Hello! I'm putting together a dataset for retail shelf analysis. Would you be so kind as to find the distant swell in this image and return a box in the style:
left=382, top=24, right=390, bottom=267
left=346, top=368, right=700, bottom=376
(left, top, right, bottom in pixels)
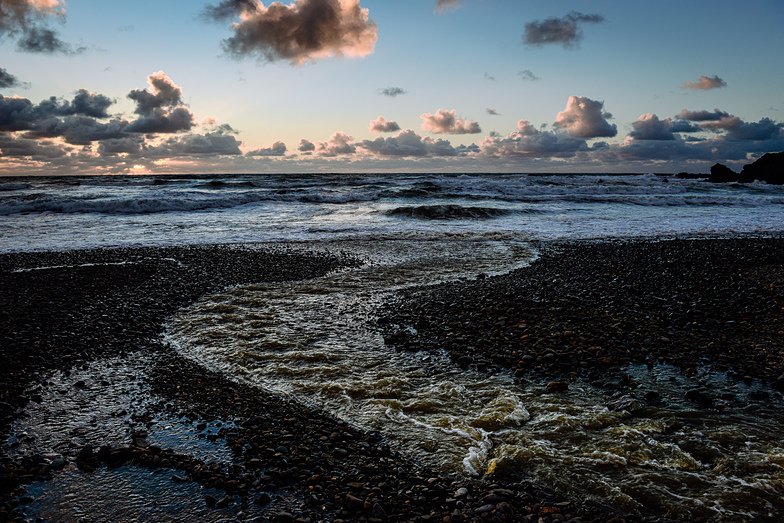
left=387, top=205, right=512, bottom=220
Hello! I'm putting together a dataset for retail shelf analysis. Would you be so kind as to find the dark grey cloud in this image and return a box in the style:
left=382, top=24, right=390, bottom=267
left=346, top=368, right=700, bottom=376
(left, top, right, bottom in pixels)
left=246, top=140, right=287, bottom=156
left=0, top=133, right=68, bottom=158
left=518, top=69, right=539, bottom=81
left=204, top=0, right=378, bottom=66
left=479, top=120, right=590, bottom=158
left=298, top=138, right=315, bottom=152
left=0, top=67, right=23, bottom=88
left=524, top=11, right=605, bottom=49
left=125, top=71, right=194, bottom=133
left=682, top=75, right=727, bottom=90
left=359, top=129, right=460, bottom=157
left=676, top=108, right=732, bottom=122
left=0, top=90, right=115, bottom=133
left=15, top=26, right=82, bottom=54
left=154, top=130, right=243, bottom=156
left=316, top=131, right=355, bottom=156
left=628, top=114, right=676, bottom=141
left=700, top=116, right=783, bottom=141
left=379, top=86, right=406, bottom=97
left=486, top=108, right=501, bottom=116
left=434, top=0, right=464, bottom=12
left=97, top=137, right=143, bottom=155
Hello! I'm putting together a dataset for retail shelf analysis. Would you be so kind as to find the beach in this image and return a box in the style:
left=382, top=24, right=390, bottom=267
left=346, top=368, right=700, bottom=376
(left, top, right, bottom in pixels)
left=1, top=237, right=783, bottom=522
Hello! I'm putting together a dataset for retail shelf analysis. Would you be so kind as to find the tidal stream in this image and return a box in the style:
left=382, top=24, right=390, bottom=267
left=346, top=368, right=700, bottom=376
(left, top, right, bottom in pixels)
left=166, top=239, right=784, bottom=521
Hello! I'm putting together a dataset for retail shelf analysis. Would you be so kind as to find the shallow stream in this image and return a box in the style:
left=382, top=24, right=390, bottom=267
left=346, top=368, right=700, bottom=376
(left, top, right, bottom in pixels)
left=166, top=239, right=784, bottom=520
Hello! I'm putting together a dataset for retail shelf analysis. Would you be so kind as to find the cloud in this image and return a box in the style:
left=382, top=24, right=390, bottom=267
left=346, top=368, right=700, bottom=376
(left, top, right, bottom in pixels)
left=421, top=108, right=481, bottom=135
left=369, top=116, right=400, bottom=133
left=378, top=86, right=406, bottom=97
left=204, top=0, right=378, bottom=66
left=434, top=0, right=464, bottom=12
left=359, top=129, right=462, bottom=157
left=628, top=113, right=676, bottom=141
left=298, top=138, right=315, bottom=152
left=479, top=119, right=590, bottom=158
left=682, top=75, right=727, bottom=90
left=554, top=96, right=617, bottom=138
left=699, top=116, right=783, bottom=141
left=154, top=130, right=243, bottom=156
left=0, top=90, right=115, bottom=134
left=524, top=11, right=605, bottom=49
left=317, top=131, right=355, bottom=156
left=0, top=133, right=69, bottom=158
left=15, top=25, right=82, bottom=54
left=246, top=140, right=287, bottom=156
left=518, top=69, right=539, bottom=81
left=125, top=71, right=195, bottom=134
left=486, top=108, right=501, bottom=116
left=0, top=0, right=65, bottom=35
left=0, top=67, right=25, bottom=88
left=676, top=108, right=732, bottom=122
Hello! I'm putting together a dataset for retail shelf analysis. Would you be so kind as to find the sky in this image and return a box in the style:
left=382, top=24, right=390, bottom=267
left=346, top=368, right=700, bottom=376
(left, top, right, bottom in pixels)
left=1, top=0, right=783, bottom=175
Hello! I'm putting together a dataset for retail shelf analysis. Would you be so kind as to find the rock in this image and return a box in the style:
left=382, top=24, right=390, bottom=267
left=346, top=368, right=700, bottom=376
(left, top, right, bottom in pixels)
left=739, top=151, right=784, bottom=184
left=685, top=389, right=713, bottom=406
left=546, top=381, right=569, bottom=393
left=454, top=487, right=469, bottom=499
left=345, top=493, right=365, bottom=511
left=708, top=163, right=739, bottom=183
left=255, top=493, right=272, bottom=506
left=75, top=444, right=94, bottom=463
left=606, top=395, right=646, bottom=413
left=273, top=513, right=294, bottom=523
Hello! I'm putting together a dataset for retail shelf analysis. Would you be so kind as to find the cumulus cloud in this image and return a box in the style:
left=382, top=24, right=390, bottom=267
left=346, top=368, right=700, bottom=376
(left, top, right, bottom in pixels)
left=0, top=90, right=115, bottom=134
left=369, top=116, right=400, bottom=133
left=204, top=0, right=378, bottom=66
left=0, top=133, right=68, bottom=158
left=359, top=129, right=462, bottom=157
left=154, top=130, right=243, bottom=156
left=682, top=75, right=727, bottom=90
left=378, top=86, right=406, bottom=97
left=524, top=11, right=604, bottom=49
left=246, top=140, right=287, bottom=156
left=699, top=116, right=783, bottom=141
left=125, top=71, right=195, bottom=134
left=486, top=108, right=501, bottom=116
left=554, top=96, right=617, bottom=138
left=421, top=108, right=481, bottom=135
left=479, top=119, right=590, bottom=158
left=298, top=138, right=315, bottom=152
left=518, top=69, right=539, bottom=81
left=629, top=114, right=676, bottom=141
left=317, top=131, right=355, bottom=156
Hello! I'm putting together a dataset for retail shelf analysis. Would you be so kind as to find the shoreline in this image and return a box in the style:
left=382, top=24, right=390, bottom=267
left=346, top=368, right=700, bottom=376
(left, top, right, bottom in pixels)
left=2, top=237, right=783, bottom=522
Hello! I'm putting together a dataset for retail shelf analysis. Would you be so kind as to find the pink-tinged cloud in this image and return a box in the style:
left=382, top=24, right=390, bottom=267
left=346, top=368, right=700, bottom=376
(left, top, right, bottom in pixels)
left=676, top=108, right=731, bottom=122
left=209, top=0, right=378, bottom=66
left=682, top=75, right=727, bottom=90
left=246, top=140, right=287, bottom=156
left=554, top=96, right=617, bottom=138
left=317, top=131, right=355, bottom=156
left=629, top=114, right=676, bottom=141
left=421, top=108, right=481, bottom=135
left=479, top=119, right=590, bottom=158
left=0, top=0, right=64, bottom=34
left=298, top=138, right=315, bottom=152
left=369, top=116, right=400, bottom=133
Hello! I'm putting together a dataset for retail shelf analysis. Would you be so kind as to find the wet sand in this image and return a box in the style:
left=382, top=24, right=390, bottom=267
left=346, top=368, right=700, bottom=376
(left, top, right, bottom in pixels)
left=1, top=238, right=783, bottom=522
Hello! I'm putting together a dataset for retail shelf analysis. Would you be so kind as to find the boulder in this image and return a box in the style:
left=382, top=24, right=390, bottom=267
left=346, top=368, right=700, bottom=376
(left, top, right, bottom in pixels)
left=708, top=163, right=738, bottom=183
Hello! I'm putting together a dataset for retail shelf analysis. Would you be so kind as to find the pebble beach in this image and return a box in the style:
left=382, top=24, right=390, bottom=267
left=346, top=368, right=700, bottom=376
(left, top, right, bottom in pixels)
left=1, top=237, right=783, bottom=522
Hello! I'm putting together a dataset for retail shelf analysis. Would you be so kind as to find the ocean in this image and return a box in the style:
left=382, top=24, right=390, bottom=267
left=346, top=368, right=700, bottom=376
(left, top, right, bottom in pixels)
left=1, top=172, right=783, bottom=253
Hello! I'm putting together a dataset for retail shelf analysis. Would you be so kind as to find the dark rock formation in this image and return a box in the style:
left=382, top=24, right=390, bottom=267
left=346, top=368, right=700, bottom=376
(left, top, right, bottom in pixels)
left=708, top=163, right=739, bottom=183
left=740, top=151, right=784, bottom=184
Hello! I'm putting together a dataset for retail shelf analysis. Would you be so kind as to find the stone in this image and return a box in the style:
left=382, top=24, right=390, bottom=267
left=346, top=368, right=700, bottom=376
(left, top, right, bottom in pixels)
left=546, top=381, right=568, bottom=393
